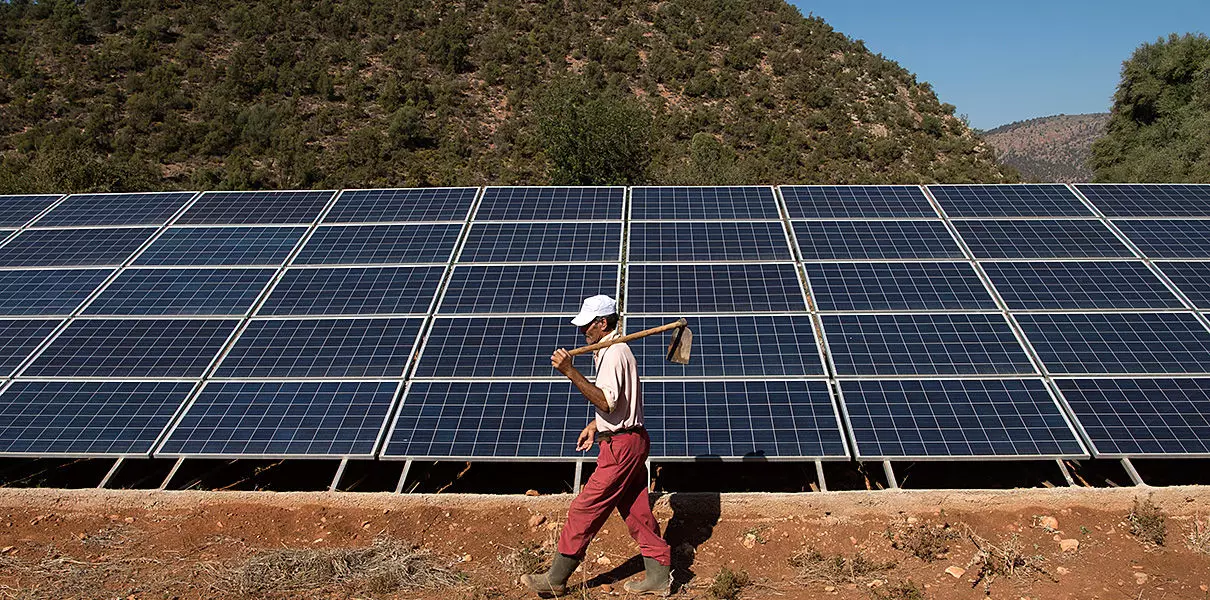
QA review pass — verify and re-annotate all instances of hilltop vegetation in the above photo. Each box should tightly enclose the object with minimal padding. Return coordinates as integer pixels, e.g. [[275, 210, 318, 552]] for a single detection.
[[982, 113, 1107, 182]]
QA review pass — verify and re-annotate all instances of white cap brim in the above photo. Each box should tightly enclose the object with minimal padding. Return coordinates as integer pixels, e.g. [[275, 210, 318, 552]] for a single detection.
[[570, 310, 597, 327]]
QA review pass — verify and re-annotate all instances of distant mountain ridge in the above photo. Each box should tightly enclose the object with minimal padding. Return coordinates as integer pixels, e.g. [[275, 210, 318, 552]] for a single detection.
[[982, 113, 1109, 183]]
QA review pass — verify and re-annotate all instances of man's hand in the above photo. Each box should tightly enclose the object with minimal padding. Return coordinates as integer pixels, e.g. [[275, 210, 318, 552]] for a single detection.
[[576, 422, 597, 452], [551, 348, 575, 376]]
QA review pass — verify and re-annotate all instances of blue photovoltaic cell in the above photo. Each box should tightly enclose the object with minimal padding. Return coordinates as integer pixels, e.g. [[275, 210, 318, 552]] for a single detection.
[[159, 381, 398, 456], [476, 187, 623, 221], [414, 316, 589, 378], [324, 188, 477, 223], [258, 266, 444, 316], [23, 318, 239, 378], [841, 379, 1085, 458], [1076, 184, 1210, 217], [0, 195, 62, 227], [824, 313, 1036, 376], [628, 222, 792, 262], [135, 226, 306, 266], [805, 262, 996, 311], [0, 381, 195, 455], [1055, 378, 1210, 456], [83, 268, 276, 316], [627, 264, 805, 313], [0, 269, 113, 316], [631, 187, 780, 220], [35, 192, 195, 227], [1115, 220, 1210, 258], [624, 315, 825, 378], [293, 224, 460, 265], [1156, 262, 1210, 308], [954, 220, 1132, 259], [459, 222, 621, 263], [792, 221, 963, 260], [0, 319, 62, 376], [177, 190, 336, 225], [928, 184, 1091, 217], [440, 264, 619, 314], [780, 186, 935, 218], [215, 318, 424, 378], [984, 261, 1182, 310], [644, 380, 848, 459], [1016, 313, 1210, 375], [0, 227, 157, 267]]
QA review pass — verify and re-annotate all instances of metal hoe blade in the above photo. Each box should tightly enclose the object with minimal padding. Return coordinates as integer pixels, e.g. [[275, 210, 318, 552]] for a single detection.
[[666, 325, 693, 365]]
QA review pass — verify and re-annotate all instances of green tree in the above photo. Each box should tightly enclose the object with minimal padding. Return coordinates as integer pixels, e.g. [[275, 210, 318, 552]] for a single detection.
[[535, 77, 653, 185]]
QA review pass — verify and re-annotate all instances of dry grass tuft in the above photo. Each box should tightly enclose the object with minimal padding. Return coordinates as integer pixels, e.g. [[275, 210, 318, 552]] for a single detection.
[[1128, 496, 1167, 547], [1184, 514, 1210, 555], [497, 540, 551, 576], [962, 525, 1054, 594], [886, 520, 958, 562], [709, 567, 750, 600], [871, 580, 929, 600], [788, 547, 896, 584]]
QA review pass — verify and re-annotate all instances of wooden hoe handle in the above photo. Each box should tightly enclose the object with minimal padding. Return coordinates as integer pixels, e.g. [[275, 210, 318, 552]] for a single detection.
[[566, 318, 688, 356]]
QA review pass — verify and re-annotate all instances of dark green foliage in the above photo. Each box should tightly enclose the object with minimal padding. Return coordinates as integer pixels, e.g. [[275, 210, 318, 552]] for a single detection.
[[536, 77, 653, 185]]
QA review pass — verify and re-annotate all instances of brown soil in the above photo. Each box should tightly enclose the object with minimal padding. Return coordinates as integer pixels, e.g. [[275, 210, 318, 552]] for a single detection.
[[2, 487, 1210, 599]]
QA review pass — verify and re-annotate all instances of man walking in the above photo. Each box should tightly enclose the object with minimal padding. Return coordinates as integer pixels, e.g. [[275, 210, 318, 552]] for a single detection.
[[522, 294, 672, 597]]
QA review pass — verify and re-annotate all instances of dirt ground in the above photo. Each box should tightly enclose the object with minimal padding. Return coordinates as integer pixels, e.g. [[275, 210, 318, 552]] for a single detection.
[[1, 487, 1209, 600]]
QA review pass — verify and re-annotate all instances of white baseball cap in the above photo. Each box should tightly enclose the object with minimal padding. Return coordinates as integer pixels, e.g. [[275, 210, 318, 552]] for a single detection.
[[571, 294, 617, 326]]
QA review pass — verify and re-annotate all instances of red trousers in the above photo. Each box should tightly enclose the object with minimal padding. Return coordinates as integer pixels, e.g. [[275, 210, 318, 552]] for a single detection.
[[557, 430, 672, 566]]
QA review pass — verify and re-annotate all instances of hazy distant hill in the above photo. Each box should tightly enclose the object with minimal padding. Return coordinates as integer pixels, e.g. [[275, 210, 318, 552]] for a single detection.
[[982, 114, 1109, 183]]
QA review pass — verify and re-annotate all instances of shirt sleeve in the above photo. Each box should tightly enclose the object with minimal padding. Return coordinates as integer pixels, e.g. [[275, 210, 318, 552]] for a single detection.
[[595, 347, 622, 413]]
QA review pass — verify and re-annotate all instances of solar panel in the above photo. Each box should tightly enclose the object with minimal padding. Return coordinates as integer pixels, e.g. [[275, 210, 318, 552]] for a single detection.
[[792, 221, 964, 260], [214, 317, 424, 378], [0, 227, 157, 267], [628, 221, 792, 262], [630, 187, 780, 220], [823, 313, 1036, 376], [624, 315, 826, 377], [805, 262, 997, 311], [458, 222, 621, 263], [176, 190, 336, 225], [34, 192, 195, 227], [780, 186, 935, 218], [476, 187, 623, 221], [158, 381, 398, 457], [22, 318, 239, 378], [0, 194, 62, 227], [0, 319, 63, 376], [324, 188, 478, 223], [135, 226, 307, 266], [413, 316, 590, 378], [1115, 220, 1210, 258], [440, 264, 619, 314], [1015, 312, 1210, 375], [984, 261, 1182, 310], [82, 268, 276, 316], [1155, 262, 1210, 308], [1076, 184, 1210, 217], [929, 184, 1091, 217], [840, 379, 1085, 459], [1055, 377, 1210, 456], [292, 224, 461, 265], [953, 220, 1132, 259], [258, 266, 444, 316], [0, 269, 113, 316], [0, 380, 194, 455], [626, 264, 806, 313]]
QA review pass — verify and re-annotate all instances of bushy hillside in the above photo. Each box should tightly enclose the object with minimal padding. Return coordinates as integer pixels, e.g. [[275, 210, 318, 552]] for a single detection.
[[982, 113, 1107, 182]]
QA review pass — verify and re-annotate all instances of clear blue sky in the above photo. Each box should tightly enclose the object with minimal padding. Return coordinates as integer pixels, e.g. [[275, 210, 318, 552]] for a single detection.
[[788, 0, 1209, 130]]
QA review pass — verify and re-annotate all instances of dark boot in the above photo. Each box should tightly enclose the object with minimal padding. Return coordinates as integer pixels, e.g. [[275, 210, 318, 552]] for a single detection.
[[521, 553, 580, 597], [624, 557, 672, 595]]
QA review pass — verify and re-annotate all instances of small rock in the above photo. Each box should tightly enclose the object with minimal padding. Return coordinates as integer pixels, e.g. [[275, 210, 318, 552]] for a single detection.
[[743, 533, 757, 548], [1134, 573, 1148, 585], [529, 514, 547, 528], [0, 546, 13, 554], [462, 554, 472, 562], [945, 566, 966, 578], [867, 579, 884, 588], [906, 516, 919, 524], [601, 584, 613, 593], [525, 489, 541, 497], [1052, 534, 1062, 541], [1059, 538, 1079, 552], [824, 586, 836, 592], [596, 555, 611, 565], [1200, 584, 1208, 592], [1038, 516, 1059, 531], [1057, 566, 1071, 576], [849, 536, 858, 545], [123, 516, 134, 524], [361, 520, 371, 529]]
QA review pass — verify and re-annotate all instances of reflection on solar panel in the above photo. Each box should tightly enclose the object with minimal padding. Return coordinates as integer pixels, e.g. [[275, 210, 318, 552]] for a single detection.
[[23, 318, 238, 378], [1156, 262, 1210, 308], [806, 262, 996, 311], [177, 190, 335, 225], [624, 315, 825, 377], [459, 222, 621, 263], [631, 187, 779, 220], [824, 313, 1035, 376], [440, 264, 619, 314], [476, 187, 622, 221], [324, 188, 477, 223], [984, 261, 1182, 310], [159, 381, 398, 456], [780, 186, 935, 218], [258, 266, 444, 316], [1016, 313, 1210, 375], [0, 380, 194, 455], [840, 379, 1084, 458], [1055, 378, 1210, 456], [293, 224, 460, 265], [0, 227, 157, 267], [1115, 220, 1210, 258], [792, 221, 963, 260], [414, 316, 588, 378], [215, 318, 424, 378], [0, 269, 113, 316], [1076, 184, 1210, 217], [134, 226, 307, 266], [35, 192, 195, 227], [627, 264, 805, 313], [0, 195, 62, 227], [954, 220, 1132, 259], [83, 268, 275, 316], [629, 221, 792, 262], [643, 380, 847, 459], [929, 184, 1091, 217], [0, 319, 62, 376]]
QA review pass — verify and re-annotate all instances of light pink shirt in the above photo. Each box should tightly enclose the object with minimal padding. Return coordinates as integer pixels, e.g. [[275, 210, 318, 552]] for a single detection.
[[592, 329, 643, 433]]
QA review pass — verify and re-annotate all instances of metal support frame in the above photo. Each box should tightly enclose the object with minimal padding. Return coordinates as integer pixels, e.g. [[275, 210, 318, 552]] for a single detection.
[[160, 457, 185, 490], [882, 460, 899, 489], [98, 458, 124, 489], [1120, 458, 1145, 486], [395, 459, 414, 494], [814, 460, 828, 492], [329, 458, 349, 492], [573, 460, 584, 495], [1055, 459, 1076, 487]]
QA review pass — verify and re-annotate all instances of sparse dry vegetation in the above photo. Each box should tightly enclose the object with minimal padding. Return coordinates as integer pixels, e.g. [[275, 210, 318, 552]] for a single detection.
[[871, 580, 929, 600], [962, 525, 1055, 595], [497, 540, 551, 576], [789, 547, 896, 584], [1128, 496, 1167, 547], [1184, 514, 1210, 555], [709, 567, 750, 600], [886, 520, 958, 562]]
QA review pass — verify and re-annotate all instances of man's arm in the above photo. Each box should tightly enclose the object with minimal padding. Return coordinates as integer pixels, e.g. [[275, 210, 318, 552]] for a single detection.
[[551, 348, 611, 412]]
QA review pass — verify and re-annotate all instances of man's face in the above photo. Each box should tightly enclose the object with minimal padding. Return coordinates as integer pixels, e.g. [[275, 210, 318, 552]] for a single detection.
[[579, 317, 608, 344]]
